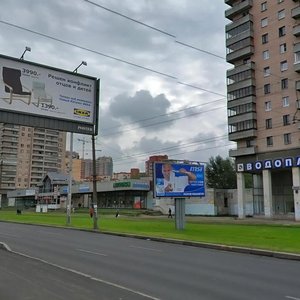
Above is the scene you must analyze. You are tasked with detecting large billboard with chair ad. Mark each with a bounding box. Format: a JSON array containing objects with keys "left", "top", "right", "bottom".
[
  {"left": 0, "top": 54, "right": 99, "bottom": 134},
  {"left": 154, "top": 162, "right": 205, "bottom": 198}
]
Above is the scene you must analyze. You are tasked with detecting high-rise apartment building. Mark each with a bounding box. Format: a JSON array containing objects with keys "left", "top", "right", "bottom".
[
  {"left": 0, "top": 123, "right": 66, "bottom": 196},
  {"left": 225, "top": 0, "right": 300, "bottom": 220},
  {"left": 79, "top": 156, "right": 113, "bottom": 180}
]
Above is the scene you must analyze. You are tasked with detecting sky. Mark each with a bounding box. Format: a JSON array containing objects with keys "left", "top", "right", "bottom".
[{"left": 0, "top": 0, "right": 233, "bottom": 172}]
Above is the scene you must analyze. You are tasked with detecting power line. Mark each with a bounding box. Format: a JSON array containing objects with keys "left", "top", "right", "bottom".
[
  {"left": 101, "top": 104, "right": 226, "bottom": 137},
  {"left": 101, "top": 97, "right": 226, "bottom": 133},
  {"left": 0, "top": 20, "right": 176, "bottom": 80},
  {"left": 175, "top": 40, "right": 225, "bottom": 60},
  {"left": 84, "top": 0, "right": 176, "bottom": 38},
  {"left": 83, "top": 0, "right": 226, "bottom": 60}
]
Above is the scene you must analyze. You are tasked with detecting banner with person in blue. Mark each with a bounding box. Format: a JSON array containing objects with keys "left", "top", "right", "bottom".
[{"left": 154, "top": 162, "right": 205, "bottom": 197}]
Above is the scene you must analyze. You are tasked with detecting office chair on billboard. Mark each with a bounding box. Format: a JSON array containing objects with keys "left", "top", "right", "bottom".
[
  {"left": 2, "top": 66, "right": 31, "bottom": 104},
  {"left": 32, "top": 81, "right": 53, "bottom": 107}
]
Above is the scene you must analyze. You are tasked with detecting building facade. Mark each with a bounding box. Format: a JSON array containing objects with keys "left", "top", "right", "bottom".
[
  {"left": 225, "top": 0, "right": 300, "bottom": 220},
  {"left": 145, "top": 155, "right": 168, "bottom": 178},
  {"left": 0, "top": 123, "right": 66, "bottom": 199}
]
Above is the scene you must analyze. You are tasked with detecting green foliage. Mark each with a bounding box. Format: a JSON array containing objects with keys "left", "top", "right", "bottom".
[
  {"left": 205, "top": 155, "right": 237, "bottom": 189},
  {"left": 1, "top": 210, "right": 300, "bottom": 254}
]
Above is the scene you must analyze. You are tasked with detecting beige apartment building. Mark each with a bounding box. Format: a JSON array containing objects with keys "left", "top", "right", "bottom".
[
  {"left": 225, "top": 0, "right": 300, "bottom": 220},
  {"left": 0, "top": 123, "right": 66, "bottom": 198}
]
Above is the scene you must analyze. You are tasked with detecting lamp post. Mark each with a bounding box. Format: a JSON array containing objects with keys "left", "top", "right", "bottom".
[{"left": 20, "top": 46, "right": 31, "bottom": 60}]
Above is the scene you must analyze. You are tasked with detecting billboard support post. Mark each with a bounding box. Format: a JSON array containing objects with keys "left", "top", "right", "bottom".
[
  {"left": 66, "top": 132, "right": 73, "bottom": 226},
  {"left": 175, "top": 198, "right": 185, "bottom": 230},
  {"left": 92, "top": 133, "right": 98, "bottom": 229}
]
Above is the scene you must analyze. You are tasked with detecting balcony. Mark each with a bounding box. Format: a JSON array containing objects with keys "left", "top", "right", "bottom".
[
  {"left": 227, "top": 78, "right": 255, "bottom": 93},
  {"left": 225, "top": 0, "right": 253, "bottom": 21},
  {"left": 294, "top": 62, "right": 300, "bottom": 73},
  {"left": 226, "top": 13, "right": 253, "bottom": 33},
  {"left": 229, "top": 146, "right": 257, "bottom": 157},
  {"left": 228, "top": 112, "right": 256, "bottom": 125},
  {"left": 293, "top": 24, "right": 300, "bottom": 37},
  {"left": 227, "top": 61, "right": 255, "bottom": 76},
  {"left": 296, "top": 81, "right": 300, "bottom": 91},
  {"left": 226, "top": 29, "right": 253, "bottom": 48},
  {"left": 229, "top": 129, "right": 257, "bottom": 141},
  {"left": 225, "top": 0, "right": 235, "bottom": 6},
  {"left": 292, "top": 6, "right": 300, "bottom": 19},
  {"left": 227, "top": 45, "right": 254, "bottom": 64}
]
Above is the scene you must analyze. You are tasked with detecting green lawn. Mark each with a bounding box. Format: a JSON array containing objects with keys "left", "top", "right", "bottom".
[{"left": 1, "top": 209, "right": 300, "bottom": 254}]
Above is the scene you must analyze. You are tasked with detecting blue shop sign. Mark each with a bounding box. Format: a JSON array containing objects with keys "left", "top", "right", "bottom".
[{"left": 237, "top": 156, "right": 300, "bottom": 172}]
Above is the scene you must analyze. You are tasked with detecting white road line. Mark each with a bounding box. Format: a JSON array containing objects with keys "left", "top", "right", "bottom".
[
  {"left": 76, "top": 249, "right": 108, "bottom": 256},
  {"left": 0, "top": 242, "right": 11, "bottom": 251},
  {"left": 10, "top": 249, "right": 161, "bottom": 300},
  {"left": 286, "top": 296, "right": 300, "bottom": 300},
  {"left": 130, "top": 245, "right": 162, "bottom": 252},
  {"left": 0, "top": 232, "right": 19, "bottom": 238}
]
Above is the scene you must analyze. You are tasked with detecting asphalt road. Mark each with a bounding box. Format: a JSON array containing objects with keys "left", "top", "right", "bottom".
[{"left": 1, "top": 222, "right": 300, "bottom": 300}]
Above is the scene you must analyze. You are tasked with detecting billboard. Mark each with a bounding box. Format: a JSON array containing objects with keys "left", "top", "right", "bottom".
[
  {"left": 154, "top": 162, "right": 205, "bottom": 198},
  {"left": 0, "top": 54, "right": 99, "bottom": 135}
]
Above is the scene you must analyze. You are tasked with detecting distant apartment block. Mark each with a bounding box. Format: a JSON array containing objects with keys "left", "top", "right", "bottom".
[{"left": 0, "top": 123, "right": 66, "bottom": 196}]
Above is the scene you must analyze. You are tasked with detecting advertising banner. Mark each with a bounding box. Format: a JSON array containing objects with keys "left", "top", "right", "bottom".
[
  {"left": 0, "top": 55, "right": 96, "bottom": 125},
  {"left": 154, "top": 162, "right": 205, "bottom": 197}
]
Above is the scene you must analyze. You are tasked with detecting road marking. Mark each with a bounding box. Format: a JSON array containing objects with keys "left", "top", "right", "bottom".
[
  {"left": 76, "top": 249, "right": 108, "bottom": 256},
  {"left": 130, "top": 245, "right": 162, "bottom": 252},
  {"left": 0, "top": 242, "right": 11, "bottom": 251},
  {"left": 286, "top": 296, "right": 300, "bottom": 300},
  {"left": 0, "top": 232, "right": 19, "bottom": 238},
  {"left": 9, "top": 249, "right": 161, "bottom": 300}
]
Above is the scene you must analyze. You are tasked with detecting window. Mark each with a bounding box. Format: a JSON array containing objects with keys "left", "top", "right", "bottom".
[
  {"left": 281, "top": 78, "right": 288, "bottom": 89},
  {"left": 283, "top": 114, "right": 290, "bottom": 126},
  {"left": 243, "top": 57, "right": 251, "bottom": 65},
  {"left": 279, "top": 26, "right": 286, "bottom": 37},
  {"left": 262, "top": 33, "right": 268, "bottom": 44},
  {"left": 280, "top": 61, "right": 288, "bottom": 71},
  {"left": 261, "top": 2, "right": 267, "bottom": 12},
  {"left": 264, "top": 67, "right": 270, "bottom": 77},
  {"left": 295, "top": 51, "right": 300, "bottom": 63},
  {"left": 278, "top": 10, "right": 285, "bottom": 20},
  {"left": 265, "top": 101, "right": 272, "bottom": 111},
  {"left": 264, "top": 84, "right": 271, "bottom": 94},
  {"left": 280, "top": 43, "right": 287, "bottom": 54},
  {"left": 246, "top": 139, "right": 254, "bottom": 147},
  {"left": 263, "top": 50, "right": 269, "bottom": 60},
  {"left": 266, "top": 118, "right": 272, "bottom": 129},
  {"left": 282, "top": 96, "right": 289, "bottom": 107},
  {"left": 261, "top": 18, "right": 268, "bottom": 28},
  {"left": 284, "top": 133, "right": 291, "bottom": 145},
  {"left": 267, "top": 136, "right": 273, "bottom": 146}
]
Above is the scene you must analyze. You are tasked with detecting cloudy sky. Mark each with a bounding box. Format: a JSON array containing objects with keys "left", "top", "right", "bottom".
[{"left": 0, "top": 0, "right": 233, "bottom": 172}]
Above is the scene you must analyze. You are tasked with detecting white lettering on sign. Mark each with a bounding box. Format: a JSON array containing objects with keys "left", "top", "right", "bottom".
[
  {"left": 255, "top": 161, "right": 262, "bottom": 170},
  {"left": 284, "top": 158, "right": 293, "bottom": 167},
  {"left": 264, "top": 160, "right": 272, "bottom": 169},
  {"left": 274, "top": 159, "right": 282, "bottom": 168}
]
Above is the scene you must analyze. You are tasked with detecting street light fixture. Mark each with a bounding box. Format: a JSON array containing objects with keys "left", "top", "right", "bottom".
[
  {"left": 73, "top": 61, "right": 87, "bottom": 73},
  {"left": 20, "top": 46, "right": 31, "bottom": 60}
]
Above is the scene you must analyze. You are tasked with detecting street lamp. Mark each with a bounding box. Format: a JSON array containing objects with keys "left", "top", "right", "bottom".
[
  {"left": 20, "top": 46, "right": 31, "bottom": 60},
  {"left": 73, "top": 61, "right": 87, "bottom": 73}
]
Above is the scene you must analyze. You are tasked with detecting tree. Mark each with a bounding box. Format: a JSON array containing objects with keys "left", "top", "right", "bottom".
[{"left": 205, "top": 155, "right": 237, "bottom": 189}]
